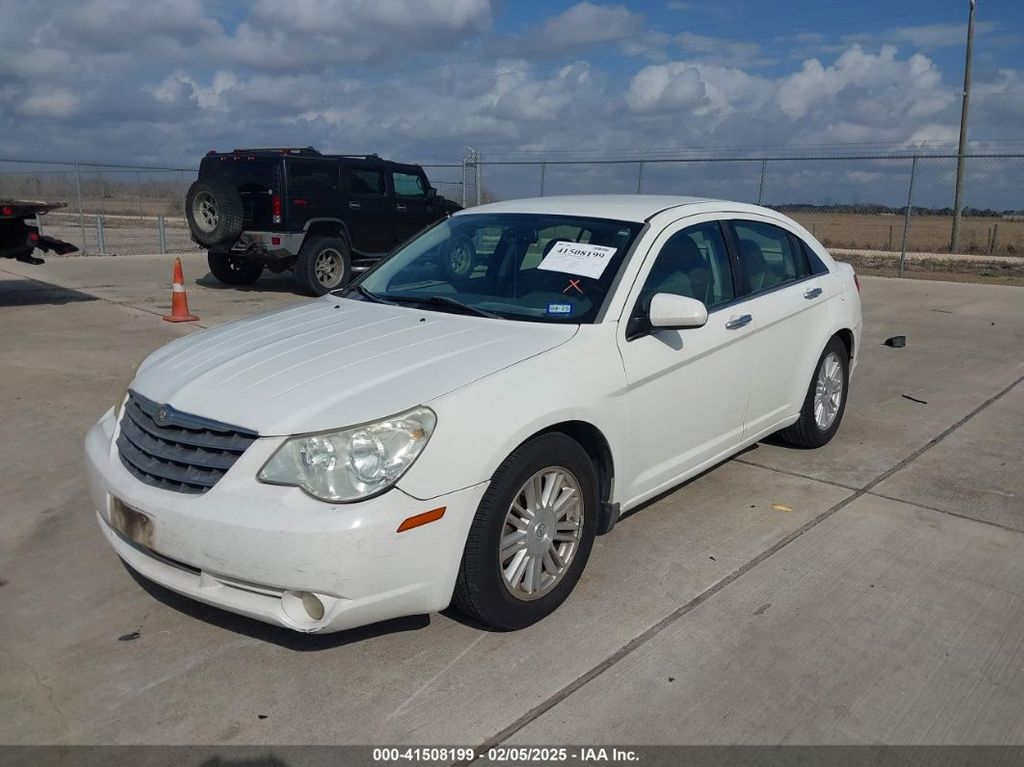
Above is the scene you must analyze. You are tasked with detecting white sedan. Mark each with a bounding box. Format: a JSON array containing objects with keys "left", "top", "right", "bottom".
[{"left": 85, "top": 195, "right": 862, "bottom": 633}]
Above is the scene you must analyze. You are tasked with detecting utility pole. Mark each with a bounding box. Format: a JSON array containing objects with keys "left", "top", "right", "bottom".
[{"left": 950, "top": 0, "right": 976, "bottom": 253}]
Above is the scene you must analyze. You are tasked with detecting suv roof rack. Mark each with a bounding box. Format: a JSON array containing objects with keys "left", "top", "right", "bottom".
[{"left": 219, "top": 146, "right": 322, "bottom": 156}]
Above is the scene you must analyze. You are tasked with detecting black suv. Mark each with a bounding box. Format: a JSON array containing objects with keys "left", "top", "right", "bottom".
[{"left": 185, "top": 147, "right": 460, "bottom": 295}]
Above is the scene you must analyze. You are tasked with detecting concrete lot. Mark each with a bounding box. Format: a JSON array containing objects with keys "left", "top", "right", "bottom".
[{"left": 0, "top": 253, "right": 1022, "bottom": 746}]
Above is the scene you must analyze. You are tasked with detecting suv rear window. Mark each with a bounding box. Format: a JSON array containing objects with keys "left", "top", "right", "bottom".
[
  {"left": 289, "top": 160, "right": 338, "bottom": 195},
  {"left": 348, "top": 168, "right": 385, "bottom": 196},
  {"left": 200, "top": 158, "right": 278, "bottom": 192}
]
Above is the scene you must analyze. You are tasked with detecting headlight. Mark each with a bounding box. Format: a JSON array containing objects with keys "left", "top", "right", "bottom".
[{"left": 257, "top": 407, "right": 436, "bottom": 502}]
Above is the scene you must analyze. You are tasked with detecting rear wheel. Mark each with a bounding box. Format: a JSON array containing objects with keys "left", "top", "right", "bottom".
[
  {"left": 777, "top": 336, "right": 849, "bottom": 448},
  {"left": 452, "top": 433, "right": 598, "bottom": 630},
  {"left": 295, "top": 236, "right": 352, "bottom": 296},
  {"left": 207, "top": 251, "right": 263, "bottom": 285},
  {"left": 441, "top": 235, "right": 476, "bottom": 279}
]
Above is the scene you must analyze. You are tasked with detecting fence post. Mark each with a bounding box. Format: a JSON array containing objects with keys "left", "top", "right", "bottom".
[
  {"left": 636, "top": 161, "right": 645, "bottom": 194},
  {"left": 75, "top": 162, "right": 87, "bottom": 255},
  {"left": 898, "top": 155, "right": 918, "bottom": 277},
  {"left": 540, "top": 163, "right": 546, "bottom": 197},
  {"left": 158, "top": 215, "right": 167, "bottom": 254},
  {"left": 990, "top": 222, "right": 999, "bottom": 254},
  {"left": 461, "top": 157, "right": 467, "bottom": 207},
  {"left": 757, "top": 158, "right": 767, "bottom": 205},
  {"left": 95, "top": 215, "right": 105, "bottom": 255},
  {"left": 475, "top": 152, "right": 481, "bottom": 206}
]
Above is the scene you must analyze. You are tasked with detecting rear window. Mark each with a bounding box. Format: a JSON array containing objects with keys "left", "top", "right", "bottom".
[{"left": 199, "top": 158, "right": 279, "bottom": 192}]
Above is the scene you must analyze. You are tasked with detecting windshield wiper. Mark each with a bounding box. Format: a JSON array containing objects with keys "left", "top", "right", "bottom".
[
  {"left": 348, "top": 284, "right": 394, "bottom": 304},
  {"left": 389, "top": 294, "right": 503, "bottom": 319}
]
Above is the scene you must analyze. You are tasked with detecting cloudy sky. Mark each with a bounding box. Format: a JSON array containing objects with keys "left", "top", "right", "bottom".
[{"left": 1, "top": 0, "right": 1022, "bottom": 203}]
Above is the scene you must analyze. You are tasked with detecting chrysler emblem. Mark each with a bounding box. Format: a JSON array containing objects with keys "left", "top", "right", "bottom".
[{"left": 155, "top": 407, "right": 169, "bottom": 426}]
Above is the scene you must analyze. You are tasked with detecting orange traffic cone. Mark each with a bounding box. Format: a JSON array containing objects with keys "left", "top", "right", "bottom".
[{"left": 163, "top": 257, "right": 199, "bottom": 323}]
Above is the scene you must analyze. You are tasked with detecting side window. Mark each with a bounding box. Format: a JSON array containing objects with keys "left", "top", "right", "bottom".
[
  {"left": 288, "top": 161, "right": 338, "bottom": 195},
  {"left": 347, "top": 167, "right": 385, "bottom": 196},
  {"left": 638, "top": 221, "right": 734, "bottom": 312},
  {"left": 732, "top": 221, "right": 809, "bottom": 293},
  {"left": 392, "top": 171, "right": 427, "bottom": 197},
  {"left": 800, "top": 239, "right": 830, "bottom": 275}
]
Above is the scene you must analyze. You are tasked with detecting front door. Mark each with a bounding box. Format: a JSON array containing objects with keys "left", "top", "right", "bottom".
[
  {"left": 616, "top": 217, "right": 755, "bottom": 506},
  {"left": 389, "top": 169, "right": 435, "bottom": 245}
]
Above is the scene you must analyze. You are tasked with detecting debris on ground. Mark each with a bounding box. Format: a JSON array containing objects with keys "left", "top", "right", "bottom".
[
  {"left": 884, "top": 335, "right": 907, "bottom": 348},
  {"left": 901, "top": 394, "right": 928, "bottom": 405}
]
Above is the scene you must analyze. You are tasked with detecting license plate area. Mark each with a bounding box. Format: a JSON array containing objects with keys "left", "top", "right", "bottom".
[{"left": 110, "top": 497, "right": 155, "bottom": 550}]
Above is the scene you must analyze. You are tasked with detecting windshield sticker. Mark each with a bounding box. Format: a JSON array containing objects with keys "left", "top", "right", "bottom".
[
  {"left": 538, "top": 241, "right": 618, "bottom": 279},
  {"left": 545, "top": 302, "right": 572, "bottom": 315}
]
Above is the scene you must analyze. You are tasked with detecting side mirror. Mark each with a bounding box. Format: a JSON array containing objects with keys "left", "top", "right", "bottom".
[
  {"left": 648, "top": 293, "right": 708, "bottom": 330},
  {"left": 426, "top": 187, "right": 437, "bottom": 200}
]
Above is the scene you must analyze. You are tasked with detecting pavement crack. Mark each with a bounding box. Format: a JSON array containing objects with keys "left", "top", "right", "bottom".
[
  {"left": 459, "top": 373, "right": 1024, "bottom": 762},
  {"left": 4, "top": 647, "right": 68, "bottom": 733}
]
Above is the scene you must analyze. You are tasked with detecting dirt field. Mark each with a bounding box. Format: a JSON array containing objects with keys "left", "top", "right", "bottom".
[{"left": 790, "top": 211, "right": 1022, "bottom": 256}]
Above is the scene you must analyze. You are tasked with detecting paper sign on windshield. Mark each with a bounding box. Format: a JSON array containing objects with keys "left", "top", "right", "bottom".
[{"left": 537, "top": 241, "right": 618, "bottom": 280}]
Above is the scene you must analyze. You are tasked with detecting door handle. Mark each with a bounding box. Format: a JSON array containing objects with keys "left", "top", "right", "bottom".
[
  {"left": 348, "top": 201, "right": 361, "bottom": 210},
  {"left": 726, "top": 314, "right": 753, "bottom": 330},
  {"left": 396, "top": 203, "right": 407, "bottom": 212},
  {"left": 804, "top": 287, "right": 823, "bottom": 299}
]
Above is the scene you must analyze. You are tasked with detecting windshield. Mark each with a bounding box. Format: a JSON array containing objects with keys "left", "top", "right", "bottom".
[{"left": 347, "top": 213, "right": 644, "bottom": 323}]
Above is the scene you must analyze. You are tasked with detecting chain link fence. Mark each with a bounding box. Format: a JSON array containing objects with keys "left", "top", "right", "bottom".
[
  {"left": 3, "top": 154, "right": 1021, "bottom": 273},
  {"left": 467, "top": 153, "right": 1024, "bottom": 273}
]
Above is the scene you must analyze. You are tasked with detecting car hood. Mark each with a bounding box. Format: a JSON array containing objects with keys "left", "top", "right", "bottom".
[{"left": 131, "top": 297, "right": 578, "bottom": 435}]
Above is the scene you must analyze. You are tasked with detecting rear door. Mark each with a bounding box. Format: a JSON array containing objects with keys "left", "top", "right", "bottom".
[
  {"left": 616, "top": 216, "right": 755, "bottom": 505},
  {"left": 389, "top": 168, "right": 434, "bottom": 243},
  {"left": 343, "top": 162, "right": 392, "bottom": 255},
  {"left": 726, "top": 218, "right": 832, "bottom": 438},
  {"left": 286, "top": 159, "right": 339, "bottom": 228}
]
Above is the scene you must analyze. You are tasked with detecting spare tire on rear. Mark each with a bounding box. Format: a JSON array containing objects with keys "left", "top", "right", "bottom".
[{"left": 185, "top": 178, "right": 244, "bottom": 248}]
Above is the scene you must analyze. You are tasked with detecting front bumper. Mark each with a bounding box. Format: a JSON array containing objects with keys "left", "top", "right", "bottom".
[{"left": 85, "top": 409, "right": 487, "bottom": 633}]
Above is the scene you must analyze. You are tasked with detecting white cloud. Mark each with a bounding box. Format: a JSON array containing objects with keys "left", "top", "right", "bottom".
[
  {"left": 218, "top": 0, "right": 494, "bottom": 69},
  {"left": 888, "top": 21, "right": 996, "bottom": 50},
  {"left": 675, "top": 31, "right": 771, "bottom": 67},
  {"left": 535, "top": 2, "right": 643, "bottom": 48},
  {"left": 15, "top": 89, "right": 80, "bottom": 118}
]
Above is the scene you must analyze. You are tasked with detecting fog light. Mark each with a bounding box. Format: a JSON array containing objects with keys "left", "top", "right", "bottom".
[{"left": 282, "top": 590, "right": 325, "bottom": 624}]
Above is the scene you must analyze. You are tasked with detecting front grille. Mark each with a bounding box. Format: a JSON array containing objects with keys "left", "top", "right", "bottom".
[{"left": 117, "top": 392, "right": 258, "bottom": 494}]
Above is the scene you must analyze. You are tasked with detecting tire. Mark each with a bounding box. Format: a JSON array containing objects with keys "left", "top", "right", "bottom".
[
  {"left": 777, "top": 336, "right": 850, "bottom": 448},
  {"left": 453, "top": 433, "right": 598, "bottom": 631},
  {"left": 441, "top": 235, "right": 476, "bottom": 279},
  {"left": 295, "top": 236, "right": 352, "bottom": 296},
  {"left": 207, "top": 251, "right": 264, "bottom": 285},
  {"left": 185, "top": 178, "right": 244, "bottom": 248}
]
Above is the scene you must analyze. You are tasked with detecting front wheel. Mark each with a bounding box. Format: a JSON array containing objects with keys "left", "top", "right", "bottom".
[
  {"left": 207, "top": 251, "right": 264, "bottom": 285},
  {"left": 777, "top": 336, "right": 850, "bottom": 448},
  {"left": 295, "top": 236, "right": 352, "bottom": 296},
  {"left": 452, "top": 433, "right": 598, "bottom": 630}
]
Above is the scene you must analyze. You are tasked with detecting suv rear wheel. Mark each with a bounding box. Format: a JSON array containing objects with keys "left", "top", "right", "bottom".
[
  {"left": 207, "top": 251, "right": 264, "bottom": 286},
  {"left": 185, "top": 178, "right": 244, "bottom": 248},
  {"left": 295, "top": 236, "right": 352, "bottom": 296}
]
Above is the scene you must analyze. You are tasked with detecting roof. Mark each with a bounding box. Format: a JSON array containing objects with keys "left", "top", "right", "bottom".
[{"left": 456, "top": 195, "right": 719, "bottom": 223}]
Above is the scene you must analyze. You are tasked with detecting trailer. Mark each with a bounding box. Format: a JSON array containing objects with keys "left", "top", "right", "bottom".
[{"left": 1, "top": 200, "right": 78, "bottom": 264}]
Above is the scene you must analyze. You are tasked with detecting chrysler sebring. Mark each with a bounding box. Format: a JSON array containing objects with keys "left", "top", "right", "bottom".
[{"left": 85, "top": 195, "right": 862, "bottom": 633}]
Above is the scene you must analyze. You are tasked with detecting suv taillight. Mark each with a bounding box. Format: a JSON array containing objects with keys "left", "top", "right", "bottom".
[
  {"left": 272, "top": 193, "right": 282, "bottom": 225},
  {"left": 854, "top": 273, "right": 861, "bottom": 293}
]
